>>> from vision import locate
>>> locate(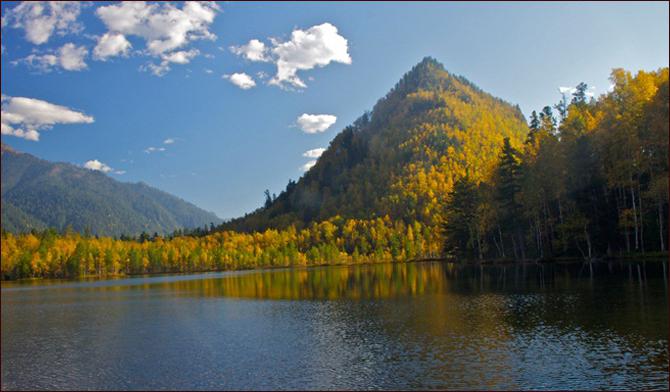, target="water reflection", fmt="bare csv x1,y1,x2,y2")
2,261,668,390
